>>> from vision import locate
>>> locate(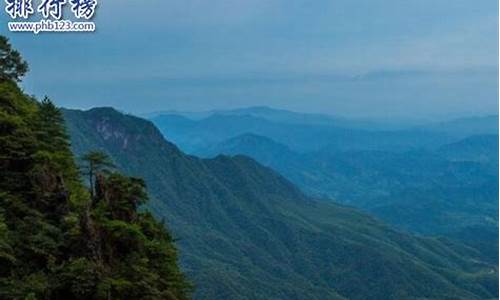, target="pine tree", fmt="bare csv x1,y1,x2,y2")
81,151,115,199
0,36,28,82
